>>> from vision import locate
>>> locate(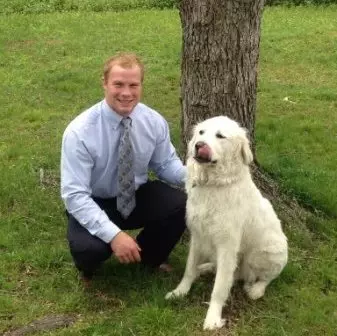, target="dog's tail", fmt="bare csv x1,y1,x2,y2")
197,263,215,275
